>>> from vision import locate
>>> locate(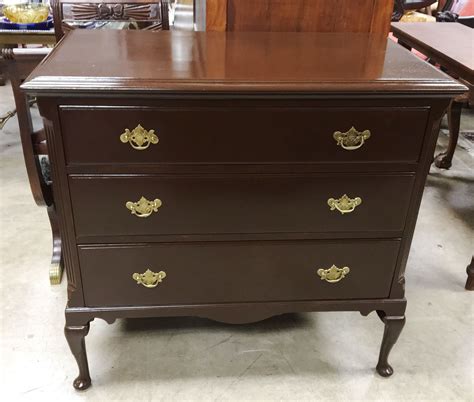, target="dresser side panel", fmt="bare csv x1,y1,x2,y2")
38,98,85,307
389,98,451,298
